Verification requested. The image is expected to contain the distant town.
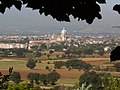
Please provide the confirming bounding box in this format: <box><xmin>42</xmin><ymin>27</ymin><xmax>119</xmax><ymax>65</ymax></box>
<box><xmin>0</xmin><ymin>27</ymin><xmax>119</xmax><ymax>51</ymax></box>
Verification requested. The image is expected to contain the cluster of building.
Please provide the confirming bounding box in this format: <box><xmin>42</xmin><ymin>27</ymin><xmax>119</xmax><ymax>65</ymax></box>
<box><xmin>0</xmin><ymin>28</ymin><xmax>68</xmax><ymax>49</ymax></box>
<box><xmin>0</xmin><ymin>27</ymin><xmax>119</xmax><ymax>50</ymax></box>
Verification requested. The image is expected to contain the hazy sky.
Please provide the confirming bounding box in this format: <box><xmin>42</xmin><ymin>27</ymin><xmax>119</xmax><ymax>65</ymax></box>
<box><xmin>0</xmin><ymin>0</ymin><xmax>120</xmax><ymax>33</ymax></box>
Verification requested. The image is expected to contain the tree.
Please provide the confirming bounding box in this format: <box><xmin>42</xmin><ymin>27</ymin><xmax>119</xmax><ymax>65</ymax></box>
<box><xmin>40</xmin><ymin>43</ymin><xmax>47</xmax><ymax>50</ymax></box>
<box><xmin>113</xmin><ymin>4</ymin><xmax>120</xmax><ymax>14</ymax></box>
<box><xmin>49</xmin><ymin>49</ymin><xmax>54</xmax><ymax>54</ymax></box>
<box><xmin>15</xmin><ymin>48</ymin><xmax>26</xmax><ymax>57</ymax></box>
<box><xmin>30</xmin><ymin>46</ymin><xmax>39</xmax><ymax>51</ymax></box>
<box><xmin>82</xmin><ymin>48</ymin><xmax>94</xmax><ymax>55</ymax></box>
<box><xmin>103</xmin><ymin>76</ymin><xmax>120</xmax><ymax>90</ymax></box>
<box><xmin>73</xmin><ymin>82</ymin><xmax>92</xmax><ymax>90</ymax></box>
<box><xmin>46</xmin><ymin>71</ymin><xmax>61</xmax><ymax>85</ymax></box>
<box><xmin>56</xmin><ymin>55</ymin><xmax>59</xmax><ymax>59</ymax></box>
<box><xmin>110</xmin><ymin>46</ymin><xmax>120</xmax><ymax>62</ymax></box>
<box><xmin>65</xmin><ymin>60</ymin><xmax>92</xmax><ymax>70</ymax></box>
<box><xmin>8</xmin><ymin>82</ymin><xmax>34</xmax><ymax>90</ymax></box>
<box><xmin>11</xmin><ymin>72</ymin><xmax>21</xmax><ymax>83</ymax></box>
<box><xmin>33</xmin><ymin>73</ymin><xmax>40</xmax><ymax>85</ymax></box>
<box><xmin>0</xmin><ymin>0</ymin><xmax>120</xmax><ymax>24</ymax></box>
<box><xmin>54</xmin><ymin>61</ymin><xmax>65</xmax><ymax>69</ymax></box>
<box><xmin>97</xmin><ymin>49</ymin><xmax>105</xmax><ymax>57</ymax></box>
<box><xmin>114</xmin><ymin>63</ymin><xmax>120</xmax><ymax>72</ymax></box>
<box><xmin>79</xmin><ymin>71</ymin><xmax>103</xmax><ymax>90</ymax></box>
<box><xmin>0</xmin><ymin>68</ymin><xmax>13</xmax><ymax>89</ymax></box>
<box><xmin>33</xmin><ymin>50</ymin><xmax>41</xmax><ymax>58</ymax></box>
<box><xmin>45</xmin><ymin>66</ymin><xmax>49</xmax><ymax>70</ymax></box>
<box><xmin>27</xmin><ymin>73</ymin><xmax>40</xmax><ymax>85</ymax></box>
<box><xmin>0</xmin><ymin>0</ymin><xmax>107</xmax><ymax>24</ymax></box>
<box><xmin>49</xmin><ymin>44</ymin><xmax>62</xmax><ymax>51</ymax></box>
<box><xmin>27</xmin><ymin>73</ymin><xmax>35</xmax><ymax>84</ymax></box>
<box><xmin>39</xmin><ymin>74</ymin><xmax>47</xmax><ymax>85</ymax></box>
<box><xmin>64</xmin><ymin>49</ymin><xmax>71</xmax><ymax>57</ymax></box>
<box><xmin>47</xmin><ymin>54</ymin><xmax>51</xmax><ymax>59</ymax></box>
<box><xmin>26</xmin><ymin>58</ymin><xmax>36</xmax><ymax>69</ymax></box>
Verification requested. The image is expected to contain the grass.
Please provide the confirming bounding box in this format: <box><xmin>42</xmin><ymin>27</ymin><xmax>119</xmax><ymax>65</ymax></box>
<box><xmin>36</xmin><ymin>62</ymin><xmax>54</xmax><ymax>70</ymax></box>
<box><xmin>0</xmin><ymin>61</ymin><xmax>27</xmax><ymax>70</ymax></box>
<box><xmin>0</xmin><ymin>59</ymin><xmax>55</xmax><ymax>70</ymax></box>
<box><xmin>0</xmin><ymin>57</ymin><xmax>120</xmax><ymax>86</ymax></box>
<box><xmin>104</xmin><ymin>62</ymin><xmax>119</xmax><ymax>64</ymax></box>
<box><xmin>57</xmin><ymin>78</ymin><xmax>79</xmax><ymax>85</ymax></box>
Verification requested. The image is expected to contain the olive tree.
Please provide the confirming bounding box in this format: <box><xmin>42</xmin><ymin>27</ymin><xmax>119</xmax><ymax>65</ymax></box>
<box><xmin>11</xmin><ymin>72</ymin><xmax>21</xmax><ymax>83</ymax></box>
<box><xmin>79</xmin><ymin>71</ymin><xmax>103</xmax><ymax>90</ymax></box>
<box><xmin>26</xmin><ymin>58</ymin><xmax>36</xmax><ymax>69</ymax></box>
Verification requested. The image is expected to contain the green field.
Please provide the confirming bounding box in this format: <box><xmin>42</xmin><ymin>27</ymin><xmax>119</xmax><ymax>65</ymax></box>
<box><xmin>0</xmin><ymin>58</ymin><xmax>79</xmax><ymax>85</ymax></box>
<box><xmin>57</xmin><ymin>78</ymin><xmax>79</xmax><ymax>85</ymax></box>
<box><xmin>0</xmin><ymin>61</ymin><xmax>27</xmax><ymax>70</ymax></box>
<box><xmin>0</xmin><ymin>60</ymin><xmax>55</xmax><ymax>70</ymax></box>
<box><xmin>0</xmin><ymin>57</ymin><xmax>119</xmax><ymax>86</ymax></box>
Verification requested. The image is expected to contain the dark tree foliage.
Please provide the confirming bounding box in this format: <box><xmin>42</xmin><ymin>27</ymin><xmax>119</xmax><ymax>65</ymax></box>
<box><xmin>0</xmin><ymin>67</ymin><xmax>13</xmax><ymax>89</ymax></box>
<box><xmin>64</xmin><ymin>49</ymin><xmax>71</xmax><ymax>56</ymax></box>
<box><xmin>65</xmin><ymin>60</ymin><xmax>92</xmax><ymax>70</ymax></box>
<box><xmin>46</xmin><ymin>71</ymin><xmax>61</xmax><ymax>85</ymax></box>
<box><xmin>82</xmin><ymin>48</ymin><xmax>94</xmax><ymax>55</ymax></box>
<box><xmin>39</xmin><ymin>74</ymin><xmax>47</xmax><ymax>85</ymax></box>
<box><xmin>40</xmin><ymin>43</ymin><xmax>47</xmax><ymax>50</ymax></box>
<box><xmin>33</xmin><ymin>50</ymin><xmax>41</xmax><ymax>58</ymax></box>
<box><xmin>54</xmin><ymin>61</ymin><xmax>65</xmax><ymax>69</ymax></box>
<box><xmin>32</xmin><ymin>73</ymin><xmax>40</xmax><ymax>85</ymax></box>
<box><xmin>114</xmin><ymin>63</ymin><xmax>120</xmax><ymax>72</ymax></box>
<box><xmin>47</xmin><ymin>54</ymin><xmax>51</xmax><ymax>59</ymax></box>
<box><xmin>45</xmin><ymin>66</ymin><xmax>49</xmax><ymax>70</ymax></box>
<box><xmin>110</xmin><ymin>46</ymin><xmax>120</xmax><ymax>62</ymax></box>
<box><xmin>49</xmin><ymin>49</ymin><xmax>54</xmax><ymax>54</ymax></box>
<box><xmin>11</xmin><ymin>72</ymin><xmax>21</xmax><ymax>83</ymax></box>
<box><xmin>15</xmin><ymin>48</ymin><xmax>26</xmax><ymax>57</ymax></box>
<box><xmin>113</xmin><ymin>4</ymin><xmax>120</xmax><ymax>14</ymax></box>
<box><xmin>27</xmin><ymin>73</ymin><xmax>35</xmax><ymax>84</ymax></box>
<box><xmin>0</xmin><ymin>0</ymin><xmax>120</xmax><ymax>24</ymax></box>
<box><xmin>27</xmin><ymin>72</ymin><xmax>61</xmax><ymax>85</ymax></box>
<box><xmin>0</xmin><ymin>0</ymin><xmax>106</xmax><ymax>24</ymax></box>
<box><xmin>79</xmin><ymin>71</ymin><xmax>103</xmax><ymax>90</ymax></box>
<box><xmin>26</xmin><ymin>58</ymin><xmax>36</xmax><ymax>69</ymax></box>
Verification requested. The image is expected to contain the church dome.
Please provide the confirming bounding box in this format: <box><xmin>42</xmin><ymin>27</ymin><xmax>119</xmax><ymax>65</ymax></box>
<box><xmin>61</xmin><ymin>27</ymin><xmax>67</xmax><ymax>34</ymax></box>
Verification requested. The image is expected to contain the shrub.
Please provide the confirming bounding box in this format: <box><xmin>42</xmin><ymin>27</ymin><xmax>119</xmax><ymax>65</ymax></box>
<box><xmin>11</xmin><ymin>72</ymin><xmax>21</xmax><ymax>83</ymax></box>
<box><xmin>27</xmin><ymin>73</ymin><xmax>40</xmax><ymax>85</ymax></box>
<box><xmin>45</xmin><ymin>66</ymin><xmax>49</xmax><ymax>70</ymax></box>
<box><xmin>27</xmin><ymin>73</ymin><xmax>35</xmax><ymax>84</ymax></box>
<box><xmin>65</xmin><ymin>60</ymin><xmax>92</xmax><ymax>70</ymax></box>
<box><xmin>54</xmin><ymin>61</ymin><xmax>65</xmax><ymax>69</ymax></box>
<box><xmin>114</xmin><ymin>63</ymin><xmax>120</xmax><ymax>72</ymax></box>
<box><xmin>26</xmin><ymin>58</ymin><xmax>36</xmax><ymax>69</ymax></box>
<box><xmin>47</xmin><ymin>71</ymin><xmax>61</xmax><ymax>85</ymax></box>
<box><xmin>79</xmin><ymin>71</ymin><xmax>103</xmax><ymax>90</ymax></box>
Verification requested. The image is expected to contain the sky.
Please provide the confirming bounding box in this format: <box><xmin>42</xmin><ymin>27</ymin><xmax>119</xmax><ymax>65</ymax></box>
<box><xmin>0</xmin><ymin>0</ymin><xmax>120</xmax><ymax>34</ymax></box>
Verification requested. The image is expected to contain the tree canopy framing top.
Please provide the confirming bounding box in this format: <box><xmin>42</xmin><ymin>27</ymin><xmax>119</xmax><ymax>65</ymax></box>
<box><xmin>0</xmin><ymin>0</ymin><xmax>120</xmax><ymax>24</ymax></box>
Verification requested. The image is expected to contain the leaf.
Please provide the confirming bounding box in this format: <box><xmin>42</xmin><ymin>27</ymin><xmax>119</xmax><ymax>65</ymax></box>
<box><xmin>14</xmin><ymin>0</ymin><xmax>22</xmax><ymax>11</ymax></box>
<box><xmin>1</xmin><ymin>0</ymin><xmax>13</xmax><ymax>9</ymax></box>
<box><xmin>97</xmin><ymin>13</ymin><xmax>102</xmax><ymax>19</ymax></box>
<box><xmin>96</xmin><ymin>0</ymin><xmax>106</xmax><ymax>4</ymax></box>
<box><xmin>0</xmin><ymin>4</ymin><xmax>6</xmax><ymax>14</ymax></box>
<box><xmin>21</xmin><ymin>0</ymin><xmax>28</xmax><ymax>4</ymax></box>
<box><xmin>113</xmin><ymin>4</ymin><xmax>120</xmax><ymax>14</ymax></box>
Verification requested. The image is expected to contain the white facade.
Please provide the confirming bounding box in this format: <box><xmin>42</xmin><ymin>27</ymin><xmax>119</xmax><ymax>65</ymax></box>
<box><xmin>61</xmin><ymin>27</ymin><xmax>67</xmax><ymax>41</ymax></box>
<box><xmin>0</xmin><ymin>43</ymin><xmax>27</xmax><ymax>49</ymax></box>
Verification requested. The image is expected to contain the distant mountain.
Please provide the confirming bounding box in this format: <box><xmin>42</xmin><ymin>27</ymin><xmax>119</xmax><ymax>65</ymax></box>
<box><xmin>0</xmin><ymin>25</ymin><xmax>120</xmax><ymax>36</ymax></box>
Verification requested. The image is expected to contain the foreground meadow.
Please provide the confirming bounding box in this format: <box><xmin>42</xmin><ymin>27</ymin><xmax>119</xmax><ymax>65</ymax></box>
<box><xmin>0</xmin><ymin>57</ymin><xmax>120</xmax><ymax>86</ymax></box>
